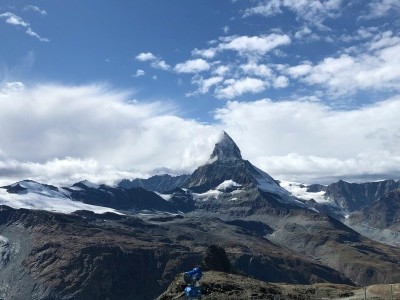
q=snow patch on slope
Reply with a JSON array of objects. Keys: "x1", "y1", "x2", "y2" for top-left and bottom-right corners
[
  {"x1": 14, "y1": 180, "x2": 69, "y2": 198},
  {"x1": 215, "y1": 180, "x2": 241, "y2": 191},
  {"x1": 156, "y1": 192, "x2": 172, "y2": 201},
  {"x1": 0, "y1": 188, "x2": 121, "y2": 215},
  {"x1": 280, "y1": 181, "x2": 329, "y2": 203},
  {"x1": 193, "y1": 180, "x2": 242, "y2": 202}
]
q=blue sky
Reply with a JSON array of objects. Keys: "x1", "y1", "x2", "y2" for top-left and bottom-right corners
[{"x1": 1, "y1": 0, "x2": 400, "y2": 185}]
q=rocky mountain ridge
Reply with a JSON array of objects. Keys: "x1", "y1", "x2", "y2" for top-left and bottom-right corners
[{"x1": 1, "y1": 131, "x2": 400, "y2": 299}]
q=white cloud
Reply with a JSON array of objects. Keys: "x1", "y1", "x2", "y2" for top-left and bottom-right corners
[
  {"x1": 133, "y1": 69, "x2": 145, "y2": 77},
  {"x1": 240, "y1": 62, "x2": 273, "y2": 78},
  {"x1": 192, "y1": 48, "x2": 218, "y2": 59},
  {"x1": 219, "y1": 34, "x2": 291, "y2": 56},
  {"x1": 24, "y1": 5, "x2": 47, "y2": 15},
  {"x1": 191, "y1": 33, "x2": 291, "y2": 60},
  {"x1": 136, "y1": 52, "x2": 170, "y2": 71},
  {"x1": 136, "y1": 52, "x2": 157, "y2": 61},
  {"x1": 273, "y1": 76, "x2": 289, "y2": 88},
  {"x1": 222, "y1": 26, "x2": 230, "y2": 34},
  {"x1": 363, "y1": 0, "x2": 400, "y2": 19},
  {"x1": 174, "y1": 59, "x2": 211, "y2": 73},
  {"x1": 286, "y1": 64, "x2": 313, "y2": 78},
  {"x1": 213, "y1": 65, "x2": 230, "y2": 76},
  {"x1": 0, "y1": 12, "x2": 49, "y2": 42},
  {"x1": 243, "y1": 0, "x2": 343, "y2": 28},
  {"x1": 190, "y1": 76, "x2": 224, "y2": 95},
  {"x1": 0, "y1": 82, "x2": 399, "y2": 185},
  {"x1": 0, "y1": 83, "x2": 220, "y2": 185},
  {"x1": 215, "y1": 98, "x2": 400, "y2": 183},
  {"x1": 289, "y1": 31, "x2": 400, "y2": 94},
  {"x1": 294, "y1": 27, "x2": 313, "y2": 39},
  {"x1": 216, "y1": 77, "x2": 266, "y2": 99},
  {"x1": 151, "y1": 60, "x2": 170, "y2": 71}
]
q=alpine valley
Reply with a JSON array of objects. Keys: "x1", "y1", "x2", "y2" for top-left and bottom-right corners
[{"x1": 1, "y1": 132, "x2": 399, "y2": 299}]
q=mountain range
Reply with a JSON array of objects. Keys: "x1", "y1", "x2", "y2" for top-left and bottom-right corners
[{"x1": 0, "y1": 131, "x2": 399, "y2": 299}]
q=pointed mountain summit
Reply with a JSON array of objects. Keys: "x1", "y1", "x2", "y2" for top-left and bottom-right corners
[
  {"x1": 184, "y1": 131, "x2": 290, "y2": 199},
  {"x1": 210, "y1": 131, "x2": 242, "y2": 163}
]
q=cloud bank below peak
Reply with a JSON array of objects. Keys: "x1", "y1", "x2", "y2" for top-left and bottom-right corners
[{"x1": 1, "y1": 82, "x2": 399, "y2": 185}]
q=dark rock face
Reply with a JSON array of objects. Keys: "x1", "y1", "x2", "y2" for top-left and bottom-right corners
[
  {"x1": 0, "y1": 207, "x2": 360, "y2": 299},
  {"x1": 307, "y1": 184, "x2": 327, "y2": 193},
  {"x1": 201, "y1": 245, "x2": 232, "y2": 273},
  {"x1": 349, "y1": 190, "x2": 400, "y2": 230},
  {"x1": 183, "y1": 132, "x2": 283, "y2": 195},
  {"x1": 324, "y1": 179, "x2": 399, "y2": 212},
  {"x1": 66, "y1": 183, "x2": 177, "y2": 212},
  {"x1": 119, "y1": 174, "x2": 189, "y2": 193}
]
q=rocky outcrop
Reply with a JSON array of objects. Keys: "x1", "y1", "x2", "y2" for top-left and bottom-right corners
[
  {"x1": 66, "y1": 183, "x2": 177, "y2": 212},
  {"x1": 349, "y1": 190, "x2": 400, "y2": 230},
  {"x1": 0, "y1": 206, "x2": 359, "y2": 299},
  {"x1": 119, "y1": 174, "x2": 189, "y2": 193},
  {"x1": 324, "y1": 179, "x2": 400, "y2": 212}
]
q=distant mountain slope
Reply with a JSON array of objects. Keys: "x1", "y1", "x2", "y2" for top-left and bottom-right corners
[
  {"x1": 0, "y1": 207, "x2": 352, "y2": 300},
  {"x1": 349, "y1": 190, "x2": 400, "y2": 230},
  {"x1": 324, "y1": 179, "x2": 400, "y2": 212},
  {"x1": 2, "y1": 130, "x2": 400, "y2": 298},
  {"x1": 119, "y1": 174, "x2": 189, "y2": 193}
]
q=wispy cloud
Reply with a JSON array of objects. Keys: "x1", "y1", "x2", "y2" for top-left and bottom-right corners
[
  {"x1": 0, "y1": 12, "x2": 49, "y2": 42},
  {"x1": 24, "y1": 5, "x2": 47, "y2": 15},
  {"x1": 243, "y1": 0, "x2": 343, "y2": 28},
  {"x1": 362, "y1": 0, "x2": 400, "y2": 19},
  {"x1": 285, "y1": 31, "x2": 400, "y2": 95}
]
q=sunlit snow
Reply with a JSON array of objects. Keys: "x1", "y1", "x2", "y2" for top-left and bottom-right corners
[
  {"x1": 0, "y1": 184, "x2": 122, "y2": 215},
  {"x1": 215, "y1": 180, "x2": 241, "y2": 191},
  {"x1": 280, "y1": 181, "x2": 329, "y2": 203}
]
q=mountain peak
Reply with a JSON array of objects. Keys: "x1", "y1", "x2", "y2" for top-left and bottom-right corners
[{"x1": 210, "y1": 131, "x2": 242, "y2": 162}]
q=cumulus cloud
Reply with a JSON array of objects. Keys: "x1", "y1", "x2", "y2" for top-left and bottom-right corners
[
  {"x1": 192, "y1": 34, "x2": 291, "y2": 60},
  {"x1": 219, "y1": 34, "x2": 291, "y2": 56},
  {"x1": 216, "y1": 77, "x2": 266, "y2": 99},
  {"x1": 215, "y1": 98, "x2": 400, "y2": 183},
  {"x1": 174, "y1": 58, "x2": 210, "y2": 73},
  {"x1": 286, "y1": 31, "x2": 400, "y2": 94},
  {"x1": 136, "y1": 52, "x2": 157, "y2": 61},
  {"x1": 0, "y1": 82, "x2": 399, "y2": 185},
  {"x1": 0, "y1": 83, "x2": 220, "y2": 186},
  {"x1": 135, "y1": 52, "x2": 170, "y2": 70},
  {"x1": 133, "y1": 69, "x2": 145, "y2": 77},
  {"x1": 177, "y1": 33, "x2": 291, "y2": 98},
  {"x1": 240, "y1": 62, "x2": 273, "y2": 78},
  {"x1": 0, "y1": 12, "x2": 49, "y2": 42}
]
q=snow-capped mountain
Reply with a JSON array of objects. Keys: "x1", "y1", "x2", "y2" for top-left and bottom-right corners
[
  {"x1": 183, "y1": 131, "x2": 293, "y2": 202},
  {"x1": 2, "y1": 131, "x2": 400, "y2": 300},
  {"x1": 0, "y1": 180, "x2": 120, "y2": 214}
]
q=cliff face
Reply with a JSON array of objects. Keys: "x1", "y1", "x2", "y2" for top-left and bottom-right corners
[{"x1": 324, "y1": 179, "x2": 400, "y2": 212}]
